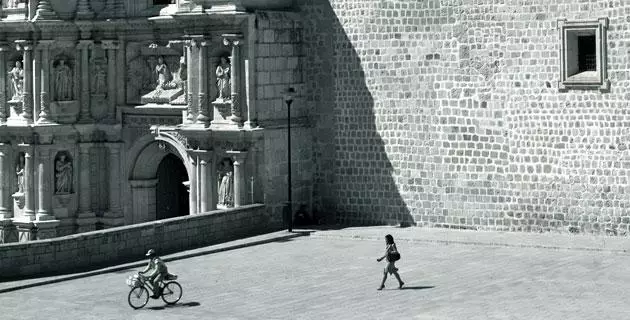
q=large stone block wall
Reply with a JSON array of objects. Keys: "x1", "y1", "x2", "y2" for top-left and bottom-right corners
[
  {"x1": 0, "y1": 204, "x2": 274, "y2": 279},
  {"x1": 255, "y1": 12, "x2": 314, "y2": 222},
  {"x1": 300, "y1": 0, "x2": 630, "y2": 234}
]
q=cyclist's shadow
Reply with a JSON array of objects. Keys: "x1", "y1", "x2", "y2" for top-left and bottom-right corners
[{"x1": 148, "y1": 301, "x2": 201, "y2": 310}]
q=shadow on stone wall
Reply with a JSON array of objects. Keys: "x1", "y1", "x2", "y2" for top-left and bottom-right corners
[{"x1": 300, "y1": 0, "x2": 414, "y2": 227}]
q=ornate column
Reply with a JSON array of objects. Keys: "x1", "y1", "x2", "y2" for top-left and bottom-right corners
[
  {"x1": 227, "y1": 150, "x2": 247, "y2": 207},
  {"x1": 0, "y1": 42, "x2": 9, "y2": 125},
  {"x1": 37, "y1": 40, "x2": 53, "y2": 124},
  {"x1": 0, "y1": 144, "x2": 10, "y2": 218},
  {"x1": 102, "y1": 40, "x2": 118, "y2": 120},
  {"x1": 196, "y1": 38, "x2": 210, "y2": 125},
  {"x1": 103, "y1": 143, "x2": 122, "y2": 227},
  {"x1": 195, "y1": 150, "x2": 215, "y2": 213},
  {"x1": 184, "y1": 40, "x2": 195, "y2": 124},
  {"x1": 36, "y1": 147, "x2": 53, "y2": 220},
  {"x1": 188, "y1": 154, "x2": 198, "y2": 214},
  {"x1": 76, "y1": 143, "x2": 95, "y2": 232},
  {"x1": 32, "y1": 43, "x2": 41, "y2": 122},
  {"x1": 75, "y1": 0, "x2": 94, "y2": 19},
  {"x1": 16, "y1": 41, "x2": 33, "y2": 123},
  {"x1": 223, "y1": 34, "x2": 243, "y2": 123},
  {"x1": 116, "y1": 35, "x2": 126, "y2": 106},
  {"x1": 34, "y1": 0, "x2": 57, "y2": 20},
  {"x1": 23, "y1": 149, "x2": 34, "y2": 219},
  {"x1": 77, "y1": 40, "x2": 93, "y2": 123}
]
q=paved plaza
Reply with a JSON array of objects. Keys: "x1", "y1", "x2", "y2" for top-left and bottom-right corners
[{"x1": 1, "y1": 227, "x2": 629, "y2": 320}]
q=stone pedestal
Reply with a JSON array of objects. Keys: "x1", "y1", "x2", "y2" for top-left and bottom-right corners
[
  {"x1": 34, "y1": 219, "x2": 59, "y2": 240},
  {"x1": 14, "y1": 220, "x2": 37, "y2": 242},
  {"x1": 0, "y1": 218, "x2": 17, "y2": 243},
  {"x1": 76, "y1": 213, "x2": 97, "y2": 233}
]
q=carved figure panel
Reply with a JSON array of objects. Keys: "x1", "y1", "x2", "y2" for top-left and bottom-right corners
[
  {"x1": 53, "y1": 58, "x2": 74, "y2": 101},
  {"x1": 15, "y1": 152, "x2": 24, "y2": 194},
  {"x1": 215, "y1": 55, "x2": 231, "y2": 102},
  {"x1": 91, "y1": 57, "x2": 107, "y2": 96},
  {"x1": 4, "y1": 0, "x2": 26, "y2": 9},
  {"x1": 7, "y1": 60, "x2": 23, "y2": 102},
  {"x1": 217, "y1": 158, "x2": 234, "y2": 208},
  {"x1": 54, "y1": 151, "x2": 73, "y2": 194}
]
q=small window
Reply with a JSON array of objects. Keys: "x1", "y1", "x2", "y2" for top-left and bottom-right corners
[
  {"x1": 558, "y1": 18, "x2": 609, "y2": 92},
  {"x1": 153, "y1": 0, "x2": 172, "y2": 5}
]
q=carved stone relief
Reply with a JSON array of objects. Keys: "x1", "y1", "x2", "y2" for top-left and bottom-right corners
[
  {"x1": 217, "y1": 158, "x2": 234, "y2": 208},
  {"x1": 15, "y1": 152, "x2": 24, "y2": 194},
  {"x1": 4, "y1": 0, "x2": 26, "y2": 9},
  {"x1": 7, "y1": 59, "x2": 23, "y2": 102},
  {"x1": 53, "y1": 58, "x2": 74, "y2": 101},
  {"x1": 91, "y1": 56, "x2": 107, "y2": 96},
  {"x1": 215, "y1": 55, "x2": 231, "y2": 102},
  {"x1": 54, "y1": 151, "x2": 73, "y2": 195}
]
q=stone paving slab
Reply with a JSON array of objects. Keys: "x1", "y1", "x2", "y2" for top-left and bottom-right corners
[
  {"x1": 0, "y1": 234, "x2": 628, "y2": 320},
  {"x1": 0, "y1": 230, "x2": 307, "y2": 294},
  {"x1": 307, "y1": 226, "x2": 630, "y2": 253}
]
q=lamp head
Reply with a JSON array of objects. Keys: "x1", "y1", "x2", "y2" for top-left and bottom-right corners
[{"x1": 284, "y1": 87, "x2": 295, "y2": 104}]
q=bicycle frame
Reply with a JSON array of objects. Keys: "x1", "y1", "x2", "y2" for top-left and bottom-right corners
[{"x1": 134, "y1": 274, "x2": 163, "y2": 295}]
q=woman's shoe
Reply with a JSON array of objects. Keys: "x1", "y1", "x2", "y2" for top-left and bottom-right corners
[
  {"x1": 377, "y1": 285, "x2": 385, "y2": 291},
  {"x1": 399, "y1": 282, "x2": 404, "y2": 289}
]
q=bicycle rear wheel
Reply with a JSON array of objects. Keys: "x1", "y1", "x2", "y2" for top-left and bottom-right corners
[
  {"x1": 128, "y1": 287, "x2": 149, "y2": 309},
  {"x1": 161, "y1": 281, "x2": 182, "y2": 305}
]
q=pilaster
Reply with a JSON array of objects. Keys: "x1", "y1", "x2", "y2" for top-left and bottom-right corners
[
  {"x1": 77, "y1": 40, "x2": 93, "y2": 123},
  {"x1": 102, "y1": 40, "x2": 118, "y2": 121},
  {"x1": 37, "y1": 40, "x2": 54, "y2": 124},
  {"x1": 186, "y1": 153, "x2": 198, "y2": 214},
  {"x1": 76, "y1": 143, "x2": 95, "y2": 232},
  {"x1": 0, "y1": 42, "x2": 9, "y2": 125},
  {"x1": 0, "y1": 144, "x2": 10, "y2": 218},
  {"x1": 223, "y1": 34, "x2": 243, "y2": 124},
  {"x1": 244, "y1": 15, "x2": 258, "y2": 129},
  {"x1": 194, "y1": 150, "x2": 215, "y2": 213},
  {"x1": 36, "y1": 146, "x2": 54, "y2": 221},
  {"x1": 195, "y1": 37, "x2": 211, "y2": 126},
  {"x1": 103, "y1": 142, "x2": 123, "y2": 227},
  {"x1": 184, "y1": 40, "x2": 195, "y2": 124},
  {"x1": 23, "y1": 147, "x2": 35, "y2": 219}
]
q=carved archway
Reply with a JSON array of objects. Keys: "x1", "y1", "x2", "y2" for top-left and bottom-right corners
[{"x1": 126, "y1": 133, "x2": 192, "y2": 224}]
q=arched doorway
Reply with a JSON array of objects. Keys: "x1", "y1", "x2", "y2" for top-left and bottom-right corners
[{"x1": 156, "y1": 154, "x2": 189, "y2": 220}]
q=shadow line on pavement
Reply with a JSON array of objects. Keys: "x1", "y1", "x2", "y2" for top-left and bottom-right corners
[
  {"x1": 400, "y1": 285, "x2": 435, "y2": 290},
  {"x1": 147, "y1": 301, "x2": 201, "y2": 310}
]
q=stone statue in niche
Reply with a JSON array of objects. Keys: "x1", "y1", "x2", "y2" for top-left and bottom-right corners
[
  {"x1": 15, "y1": 153, "x2": 24, "y2": 193},
  {"x1": 7, "y1": 60, "x2": 23, "y2": 102},
  {"x1": 154, "y1": 56, "x2": 172, "y2": 90},
  {"x1": 54, "y1": 152, "x2": 72, "y2": 194},
  {"x1": 217, "y1": 158, "x2": 234, "y2": 208},
  {"x1": 215, "y1": 56, "x2": 231, "y2": 102},
  {"x1": 91, "y1": 62, "x2": 107, "y2": 95},
  {"x1": 6, "y1": 0, "x2": 19, "y2": 8},
  {"x1": 54, "y1": 59, "x2": 73, "y2": 101}
]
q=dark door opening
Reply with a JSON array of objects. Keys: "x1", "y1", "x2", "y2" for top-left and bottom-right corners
[{"x1": 156, "y1": 154, "x2": 189, "y2": 220}]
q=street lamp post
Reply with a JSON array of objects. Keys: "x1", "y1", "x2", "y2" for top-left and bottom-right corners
[{"x1": 285, "y1": 87, "x2": 295, "y2": 232}]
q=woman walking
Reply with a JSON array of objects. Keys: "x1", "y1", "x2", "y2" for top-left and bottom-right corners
[{"x1": 376, "y1": 234, "x2": 404, "y2": 290}]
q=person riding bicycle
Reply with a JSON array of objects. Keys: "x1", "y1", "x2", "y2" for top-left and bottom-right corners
[{"x1": 139, "y1": 249, "x2": 168, "y2": 298}]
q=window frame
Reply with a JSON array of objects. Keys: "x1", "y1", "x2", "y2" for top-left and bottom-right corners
[{"x1": 558, "y1": 18, "x2": 609, "y2": 92}]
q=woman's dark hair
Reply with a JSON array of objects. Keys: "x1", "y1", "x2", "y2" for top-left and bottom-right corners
[{"x1": 385, "y1": 234, "x2": 394, "y2": 244}]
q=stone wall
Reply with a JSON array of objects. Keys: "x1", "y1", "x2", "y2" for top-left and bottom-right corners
[
  {"x1": 255, "y1": 12, "x2": 314, "y2": 222},
  {"x1": 0, "y1": 204, "x2": 275, "y2": 279},
  {"x1": 300, "y1": 0, "x2": 630, "y2": 234}
]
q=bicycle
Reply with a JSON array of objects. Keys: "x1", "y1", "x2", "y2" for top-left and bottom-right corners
[{"x1": 126, "y1": 272, "x2": 183, "y2": 309}]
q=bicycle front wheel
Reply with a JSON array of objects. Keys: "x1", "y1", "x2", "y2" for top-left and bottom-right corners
[
  {"x1": 128, "y1": 287, "x2": 149, "y2": 309},
  {"x1": 161, "y1": 281, "x2": 182, "y2": 305}
]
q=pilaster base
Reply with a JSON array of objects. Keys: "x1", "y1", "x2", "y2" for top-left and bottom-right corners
[
  {"x1": 76, "y1": 212, "x2": 97, "y2": 233},
  {"x1": 100, "y1": 212, "x2": 124, "y2": 228},
  {"x1": 34, "y1": 219, "x2": 59, "y2": 240}
]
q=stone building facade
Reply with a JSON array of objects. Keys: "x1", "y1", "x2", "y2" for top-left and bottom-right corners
[
  {"x1": 2, "y1": 0, "x2": 628, "y2": 242},
  {"x1": 0, "y1": 0, "x2": 312, "y2": 242},
  {"x1": 301, "y1": 0, "x2": 630, "y2": 235}
]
